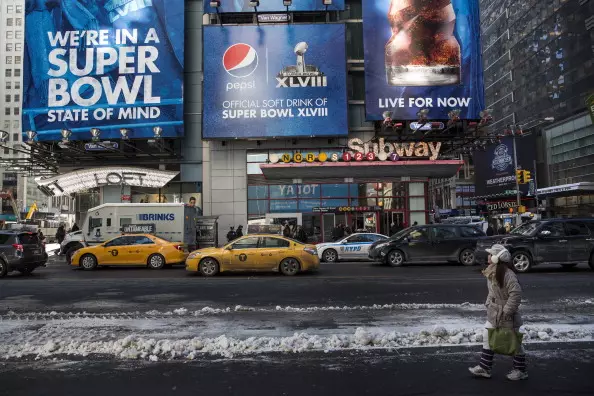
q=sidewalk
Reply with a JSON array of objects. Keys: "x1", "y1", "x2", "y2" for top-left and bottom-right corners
[{"x1": 1, "y1": 342, "x2": 592, "y2": 396}]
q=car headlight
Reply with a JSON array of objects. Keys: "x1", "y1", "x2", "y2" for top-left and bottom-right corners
[
  {"x1": 375, "y1": 242, "x2": 389, "y2": 250},
  {"x1": 304, "y1": 247, "x2": 317, "y2": 256},
  {"x1": 188, "y1": 252, "x2": 201, "y2": 259}
]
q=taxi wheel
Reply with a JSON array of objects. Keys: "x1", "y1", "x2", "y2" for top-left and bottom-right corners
[
  {"x1": 280, "y1": 258, "x2": 300, "y2": 276},
  {"x1": 147, "y1": 254, "x2": 166, "y2": 270},
  {"x1": 80, "y1": 254, "x2": 98, "y2": 271},
  {"x1": 322, "y1": 249, "x2": 338, "y2": 263},
  {"x1": 199, "y1": 258, "x2": 219, "y2": 277}
]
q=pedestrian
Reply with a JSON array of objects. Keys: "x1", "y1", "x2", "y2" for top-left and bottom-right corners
[
  {"x1": 486, "y1": 224, "x2": 495, "y2": 236},
  {"x1": 296, "y1": 226, "x2": 308, "y2": 243},
  {"x1": 469, "y1": 244, "x2": 527, "y2": 381},
  {"x1": 226, "y1": 226, "x2": 236, "y2": 242},
  {"x1": 498, "y1": 225, "x2": 506, "y2": 235},
  {"x1": 390, "y1": 222, "x2": 399, "y2": 236},
  {"x1": 71, "y1": 223, "x2": 79, "y2": 232},
  {"x1": 37, "y1": 230, "x2": 46, "y2": 244},
  {"x1": 55, "y1": 224, "x2": 66, "y2": 244},
  {"x1": 413, "y1": 221, "x2": 418, "y2": 226},
  {"x1": 283, "y1": 222, "x2": 292, "y2": 238},
  {"x1": 236, "y1": 225, "x2": 243, "y2": 238}
]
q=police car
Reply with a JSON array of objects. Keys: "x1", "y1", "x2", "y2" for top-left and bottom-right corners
[{"x1": 317, "y1": 233, "x2": 388, "y2": 262}]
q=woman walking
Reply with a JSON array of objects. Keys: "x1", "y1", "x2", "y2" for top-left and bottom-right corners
[{"x1": 469, "y1": 244, "x2": 528, "y2": 381}]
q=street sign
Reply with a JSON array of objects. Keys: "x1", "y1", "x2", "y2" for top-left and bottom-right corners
[{"x1": 85, "y1": 142, "x2": 119, "y2": 151}]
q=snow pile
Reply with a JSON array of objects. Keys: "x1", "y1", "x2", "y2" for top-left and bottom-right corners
[
  {"x1": 554, "y1": 298, "x2": 594, "y2": 307},
  {"x1": 2, "y1": 325, "x2": 592, "y2": 361},
  {"x1": 45, "y1": 244, "x2": 60, "y2": 257}
]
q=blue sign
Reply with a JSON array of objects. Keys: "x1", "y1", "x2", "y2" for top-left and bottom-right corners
[
  {"x1": 363, "y1": 0, "x2": 485, "y2": 120},
  {"x1": 203, "y1": 24, "x2": 348, "y2": 139},
  {"x1": 204, "y1": 0, "x2": 345, "y2": 13},
  {"x1": 84, "y1": 142, "x2": 119, "y2": 151},
  {"x1": 23, "y1": 0, "x2": 185, "y2": 141}
]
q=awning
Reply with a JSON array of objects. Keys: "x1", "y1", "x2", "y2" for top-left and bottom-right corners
[
  {"x1": 260, "y1": 160, "x2": 463, "y2": 180},
  {"x1": 537, "y1": 182, "x2": 594, "y2": 197}
]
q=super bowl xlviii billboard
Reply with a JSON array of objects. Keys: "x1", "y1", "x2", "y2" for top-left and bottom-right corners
[
  {"x1": 362, "y1": 0, "x2": 485, "y2": 120},
  {"x1": 203, "y1": 24, "x2": 348, "y2": 139},
  {"x1": 22, "y1": 0, "x2": 184, "y2": 141},
  {"x1": 473, "y1": 134, "x2": 536, "y2": 197},
  {"x1": 204, "y1": 0, "x2": 345, "y2": 13}
]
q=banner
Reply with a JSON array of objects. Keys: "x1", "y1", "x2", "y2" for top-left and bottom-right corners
[
  {"x1": 473, "y1": 135, "x2": 536, "y2": 197},
  {"x1": 363, "y1": 0, "x2": 485, "y2": 120},
  {"x1": 203, "y1": 24, "x2": 347, "y2": 139},
  {"x1": 23, "y1": 0, "x2": 185, "y2": 141},
  {"x1": 204, "y1": 0, "x2": 345, "y2": 13}
]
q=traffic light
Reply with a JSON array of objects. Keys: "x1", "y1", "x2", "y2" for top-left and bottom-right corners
[
  {"x1": 516, "y1": 169, "x2": 524, "y2": 184},
  {"x1": 523, "y1": 170, "x2": 532, "y2": 184}
]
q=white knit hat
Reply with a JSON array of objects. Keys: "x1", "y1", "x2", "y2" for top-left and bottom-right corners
[{"x1": 485, "y1": 243, "x2": 511, "y2": 263}]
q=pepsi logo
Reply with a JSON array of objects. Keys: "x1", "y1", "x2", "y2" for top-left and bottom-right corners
[{"x1": 223, "y1": 43, "x2": 259, "y2": 78}]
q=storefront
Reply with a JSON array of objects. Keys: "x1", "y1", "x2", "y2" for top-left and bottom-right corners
[{"x1": 537, "y1": 182, "x2": 594, "y2": 218}]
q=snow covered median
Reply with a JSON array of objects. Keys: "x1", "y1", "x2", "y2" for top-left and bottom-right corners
[{"x1": 1, "y1": 324, "x2": 592, "y2": 361}]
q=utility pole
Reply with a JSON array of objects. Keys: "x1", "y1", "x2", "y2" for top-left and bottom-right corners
[{"x1": 512, "y1": 134, "x2": 521, "y2": 227}]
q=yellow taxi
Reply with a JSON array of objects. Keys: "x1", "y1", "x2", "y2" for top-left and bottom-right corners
[
  {"x1": 185, "y1": 234, "x2": 319, "y2": 276},
  {"x1": 71, "y1": 234, "x2": 189, "y2": 270}
]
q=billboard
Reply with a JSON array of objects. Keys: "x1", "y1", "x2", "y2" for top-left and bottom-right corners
[
  {"x1": 23, "y1": 0, "x2": 185, "y2": 141},
  {"x1": 362, "y1": 0, "x2": 485, "y2": 120},
  {"x1": 203, "y1": 24, "x2": 347, "y2": 139},
  {"x1": 473, "y1": 135, "x2": 536, "y2": 197},
  {"x1": 204, "y1": 0, "x2": 345, "y2": 13}
]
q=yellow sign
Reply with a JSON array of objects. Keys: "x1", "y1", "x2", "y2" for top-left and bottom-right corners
[
  {"x1": 281, "y1": 153, "x2": 292, "y2": 163},
  {"x1": 294, "y1": 153, "x2": 303, "y2": 163},
  {"x1": 318, "y1": 152, "x2": 328, "y2": 162},
  {"x1": 305, "y1": 153, "x2": 316, "y2": 163}
]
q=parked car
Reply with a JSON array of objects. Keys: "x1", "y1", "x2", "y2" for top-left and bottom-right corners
[
  {"x1": 185, "y1": 234, "x2": 319, "y2": 276},
  {"x1": 474, "y1": 218, "x2": 594, "y2": 273},
  {"x1": 0, "y1": 231, "x2": 48, "y2": 277},
  {"x1": 317, "y1": 233, "x2": 388, "y2": 262},
  {"x1": 70, "y1": 234, "x2": 189, "y2": 271},
  {"x1": 368, "y1": 224, "x2": 485, "y2": 266}
]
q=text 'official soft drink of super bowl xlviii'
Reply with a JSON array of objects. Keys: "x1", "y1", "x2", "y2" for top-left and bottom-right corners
[{"x1": 385, "y1": 0, "x2": 461, "y2": 86}]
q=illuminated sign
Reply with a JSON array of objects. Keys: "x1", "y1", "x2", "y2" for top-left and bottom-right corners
[
  {"x1": 270, "y1": 138, "x2": 442, "y2": 164},
  {"x1": 486, "y1": 201, "x2": 519, "y2": 211},
  {"x1": 36, "y1": 167, "x2": 179, "y2": 196},
  {"x1": 123, "y1": 224, "x2": 156, "y2": 234}
]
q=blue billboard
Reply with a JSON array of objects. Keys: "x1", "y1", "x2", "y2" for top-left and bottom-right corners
[
  {"x1": 22, "y1": 0, "x2": 184, "y2": 141},
  {"x1": 204, "y1": 0, "x2": 345, "y2": 13},
  {"x1": 203, "y1": 24, "x2": 347, "y2": 139},
  {"x1": 363, "y1": 0, "x2": 485, "y2": 120}
]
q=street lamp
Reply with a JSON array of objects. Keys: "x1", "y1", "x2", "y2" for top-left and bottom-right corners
[
  {"x1": 153, "y1": 126, "x2": 163, "y2": 139},
  {"x1": 61, "y1": 129, "x2": 72, "y2": 143},
  {"x1": 120, "y1": 128, "x2": 130, "y2": 140},
  {"x1": 0, "y1": 130, "x2": 8, "y2": 143},
  {"x1": 25, "y1": 130, "x2": 37, "y2": 144}
]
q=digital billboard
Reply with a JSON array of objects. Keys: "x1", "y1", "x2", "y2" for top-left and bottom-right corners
[
  {"x1": 22, "y1": 0, "x2": 185, "y2": 141},
  {"x1": 204, "y1": 0, "x2": 345, "y2": 13},
  {"x1": 473, "y1": 134, "x2": 536, "y2": 197},
  {"x1": 362, "y1": 0, "x2": 485, "y2": 120},
  {"x1": 203, "y1": 24, "x2": 347, "y2": 139}
]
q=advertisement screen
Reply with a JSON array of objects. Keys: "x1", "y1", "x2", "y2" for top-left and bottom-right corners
[
  {"x1": 23, "y1": 0, "x2": 185, "y2": 141},
  {"x1": 203, "y1": 24, "x2": 347, "y2": 139},
  {"x1": 204, "y1": 0, "x2": 345, "y2": 13},
  {"x1": 473, "y1": 135, "x2": 536, "y2": 197},
  {"x1": 363, "y1": 0, "x2": 485, "y2": 120}
]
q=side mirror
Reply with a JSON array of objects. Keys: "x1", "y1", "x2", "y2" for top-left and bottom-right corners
[
  {"x1": 341, "y1": 240, "x2": 348, "y2": 244},
  {"x1": 225, "y1": 246, "x2": 232, "y2": 251},
  {"x1": 538, "y1": 230, "x2": 550, "y2": 238}
]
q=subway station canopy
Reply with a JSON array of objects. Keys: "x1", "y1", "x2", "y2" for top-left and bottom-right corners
[
  {"x1": 260, "y1": 160, "x2": 464, "y2": 181},
  {"x1": 537, "y1": 182, "x2": 594, "y2": 198}
]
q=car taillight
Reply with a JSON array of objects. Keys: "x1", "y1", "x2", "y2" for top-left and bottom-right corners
[
  {"x1": 12, "y1": 244, "x2": 23, "y2": 252},
  {"x1": 175, "y1": 245, "x2": 185, "y2": 251}
]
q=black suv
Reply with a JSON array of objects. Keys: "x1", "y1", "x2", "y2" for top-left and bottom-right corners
[
  {"x1": 0, "y1": 231, "x2": 48, "y2": 277},
  {"x1": 368, "y1": 224, "x2": 486, "y2": 266},
  {"x1": 475, "y1": 219, "x2": 594, "y2": 273}
]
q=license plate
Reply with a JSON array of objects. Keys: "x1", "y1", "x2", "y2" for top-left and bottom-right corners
[{"x1": 33, "y1": 250, "x2": 40, "y2": 255}]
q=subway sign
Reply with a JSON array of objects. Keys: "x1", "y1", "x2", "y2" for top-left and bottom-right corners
[{"x1": 270, "y1": 138, "x2": 442, "y2": 164}]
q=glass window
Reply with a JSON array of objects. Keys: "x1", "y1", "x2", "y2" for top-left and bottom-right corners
[
  {"x1": 298, "y1": 184, "x2": 320, "y2": 198},
  {"x1": 346, "y1": 234, "x2": 366, "y2": 243},
  {"x1": 5, "y1": 82, "x2": 11, "y2": 89},
  {"x1": 460, "y1": 227, "x2": 484, "y2": 237},
  {"x1": 14, "y1": 43, "x2": 21, "y2": 51},
  {"x1": 367, "y1": 234, "x2": 388, "y2": 242},
  {"x1": 248, "y1": 185, "x2": 268, "y2": 199},
  {"x1": 16, "y1": 5, "x2": 23, "y2": 13},
  {"x1": 5, "y1": 43, "x2": 13, "y2": 51},
  {"x1": 4, "y1": 108, "x2": 10, "y2": 116},
  {"x1": 17, "y1": 233, "x2": 40, "y2": 245},
  {"x1": 6, "y1": 18, "x2": 14, "y2": 26},
  {"x1": 106, "y1": 218, "x2": 112, "y2": 227},
  {"x1": 231, "y1": 237, "x2": 259, "y2": 249},
  {"x1": 564, "y1": 222, "x2": 589, "y2": 236},
  {"x1": 409, "y1": 197, "x2": 426, "y2": 211},
  {"x1": 246, "y1": 152, "x2": 268, "y2": 162},
  {"x1": 262, "y1": 237, "x2": 290, "y2": 248},
  {"x1": 14, "y1": 69, "x2": 20, "y2": 77},
  {"x1": 6, "y1": 31, "x2": 14, "y2": 39},
  {"x1": 298, "y1": 199, "x2": 320, "y2": 212},
  {"x1": 14, "y1": 56, "x2": 21, "y2": 64},
  {"x1": 408, "y1": 227, "x2": 430, "y2": 241},
  {"x1": 5, "y1": 69, "x2": 11, "y2": 77},
  {"x1": 133, "y1": 236, "x2": 155, "y2": 245},
  {"x1": 15, "y1": 18, "x2": 22, "y2": 26},
  {"x1": 6, "y1": 56, "x2": 12, "y2": 64},
  {"x1": 5, "y1": 95, "x2": 10, "y2": 102},
  {"x1": 321, "y1": 199, "x2": 349, "y2": 207},
  {"x1": 409, "y1": 182, "x2": 425, "y2": 196},
  {"x1": 14, "y1": 94, "x2": 20, "y2": 102},
  {"x1": 89, "y1": 217, "x2": 102, "y2": 229},
  {"x1": 248, "y1": 200, "x2": 268, "y2": 215},
  {"x1": 270, "y1": 200, "x2": 297, "y2": 212},
  {"x1": 14, "y1": 81, "x2": 20, "y2": 89},
  {"x1": 247, "y1": 163, "x2": 263, "y2": 175},
  {"x1": 269, "y1": 185, "x2": 297, "y2": 199},
  {"x1": 0, "y1": 234, "x2": 14, "y2": 244},
  {"x1": 105, "y1": 237, "x2": 125, "y2": 247},
  {"x1": 431, "y1": 226, "x2": 459, "y2": 240},
  {"x1": 13, "y1": 108, "x2": 19, "y2": 115},
  {"x1": 120, "y1": 218, "x2": 132, "y2": 226},
  {"x1": 321, "y1": 184, "x2": 349, "y2": 198},
  {"x1": 15, "y1": 31, "x2": 22, "y2": 39},
  {"x1": 536, "y1": 222, "x2": 565, "y2": 237},
  {"x1": 7, "y1": 5, "x2": 14, "y2": 13}
]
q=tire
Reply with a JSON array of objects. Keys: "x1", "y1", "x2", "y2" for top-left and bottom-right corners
[
  {"x1": 512, "y1": 251, "x2": 532, "y2": 273},
  {"x1": 279, "y1": 257, "x2": 301, "y2": 276},
  {"x1": 459, "y1": 249, "x2": 476, "y2": 266},
  {"x1": 199, "y1": 258, "x2": 220, "y2": 277},
  {"x1": 322, "y1": 249, "x2": 338, "y2": 263},
  {"x1": 17, "y1": 267, "x2": 35, "y2": 275},
  {"x1": 66, "y1": 244, "x2": 84, "y2": 265},
  {"x1": 147, "y1": 254, "x2": 166, "y2": 270},
  {"x1": 0, "y1": 259, "x2": 7, "y2": 278},
  {"x1": 561, "y1": 264, "x2": 577, "y2": 269},
  {"x1": 80, "y1": 254, "x2": 98, "y2": 271},
  {"x1": 386, "y1": 250, "x2": 405, "y2": 267}
]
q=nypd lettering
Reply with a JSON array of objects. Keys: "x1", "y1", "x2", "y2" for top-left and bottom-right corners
[
  {"x1": 340, "y1": 246, "x2": 361, "y2": 252},
  {"x1": 137, "y1": 213, "x2": 175, "y2": 221}
]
